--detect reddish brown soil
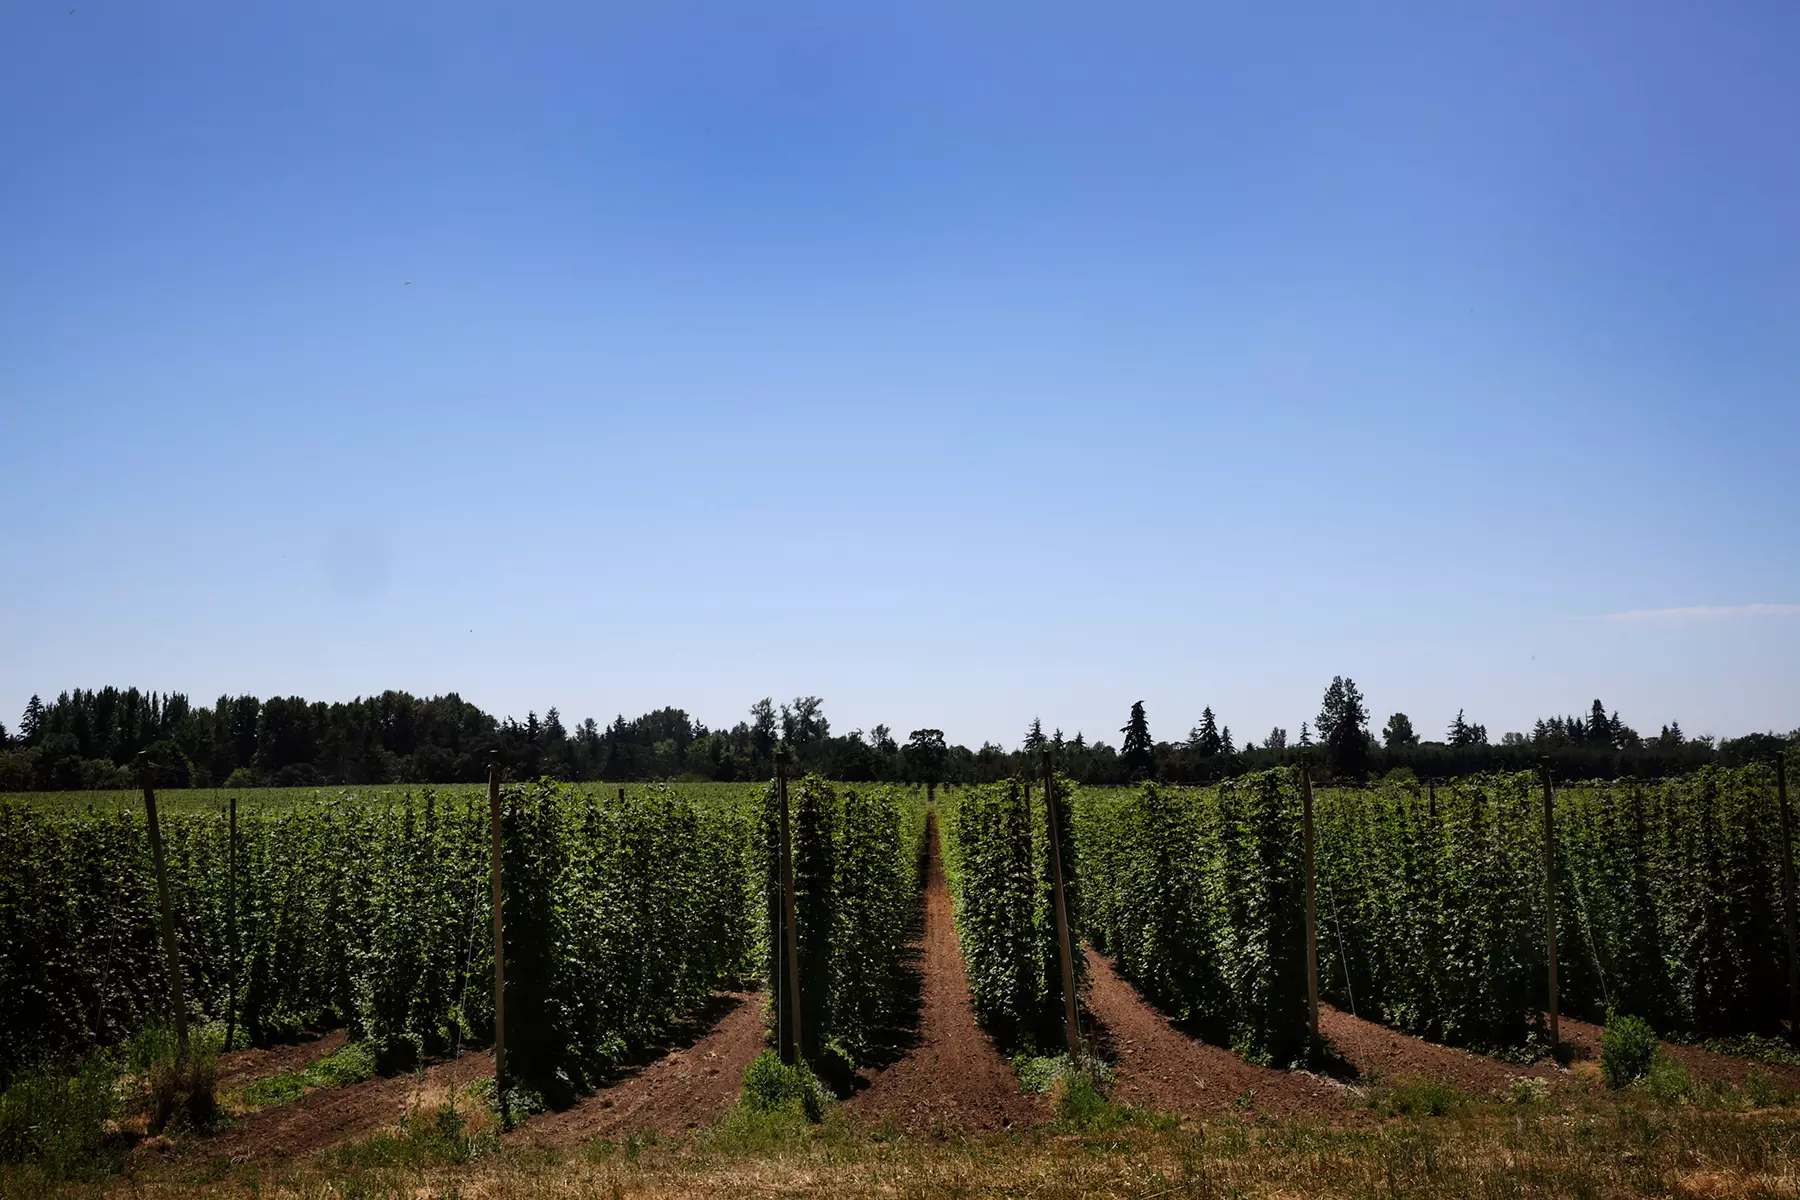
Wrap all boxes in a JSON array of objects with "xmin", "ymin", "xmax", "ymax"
[
  {"xmin": 198, "ymin": 1048, "xmax": 494, "ymax": 1161},
  {"xmin": 846, "ymin": 815, "xmax": 1045, "ymax": 1133},
  {"xmin": 216, "ymin": 1029, "xmax": 348, "ymax": 1093},
  {"xmin": 1559, "ymin": 1016, "xmax": 1800, "ymax": 1092},
  {"xmin": 521, "ymin": 992, "xmax": 768, "ymax": 1144},
  {"xmin": 1082, "ymin": 951, "xmax": 1342, "ymax": 1117},
  {"xmin": 1320, "ymin": 1005, "xmax": 1562, "ymax": 1097}
]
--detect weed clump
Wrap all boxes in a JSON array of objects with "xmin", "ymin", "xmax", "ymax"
[
  {"xmin": 739, "ymin": 1050, "xmax": 827, "ymax": 1123},
  {"xmin": 1601, "ymin": 1013, "xmax": 1658, "ymax": 1089}
]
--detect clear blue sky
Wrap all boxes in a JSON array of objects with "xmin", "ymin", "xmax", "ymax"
[{"xmin": 5, "ymin": 1, "xmax": 1798, "ymax": 749}]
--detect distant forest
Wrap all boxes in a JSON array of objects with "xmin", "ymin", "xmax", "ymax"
[{"xmin": 1, "ymin": 680, "xmax": 1790, "ymax": 792}]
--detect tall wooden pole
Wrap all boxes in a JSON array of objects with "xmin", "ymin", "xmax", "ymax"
[
  {"xmin": 488, "ymin": 762, "xmax": 506, "ymax": 1107},
  {"xmin": 776, "ymin": 750, "xmax": 804, "ymax": 1064},
  {"xmin": 1541, "ymin": 766, "xmax": 1559, "ymax": 1050},
  {"xmin": 1775, "ymin": 754, "xmax": 1799, "ymax": 1041},
  {"xmin": 226, "ymin": 796, "xmax": 238, "ymax": 1052},
  {"xmin": 1302, "ymin": 766, "xmax": 1320, "ymax": 1044},
  {"xmin": 1043, "ymin": 753, "xmax": 1080, "ymax": 1056},
  {"xmin": 138, "ymin": 753, "xmax": 188, "ymax": 1052}
]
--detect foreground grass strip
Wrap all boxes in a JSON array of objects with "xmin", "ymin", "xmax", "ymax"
[{"xmin": 13, "ymin": 1088, "xmax": 1799, "ymax": 1199}]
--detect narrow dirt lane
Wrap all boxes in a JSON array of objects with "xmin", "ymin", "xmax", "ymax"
[
  {"xmin": 199, "ymin": 1047, "xmax": 494, "ymax": 1161},
  {"xmin": 1319, "ymin": 1005, "xmax": 1562, "ymax": 1096},
  {"xmin": 1082, "ymin": 950, "xmax": 1340, "ymax": 1117},
  {"xmin": 522, "ymin": 991, "xmax": 767, "ymax": 1144},
  {"xmin": 847, "ymin": 813, "xmax": 1044, "ymax": 1132},
  {"xmin": 216, "ymin": 1029, "xmax": 348, "ymax": 1094}
]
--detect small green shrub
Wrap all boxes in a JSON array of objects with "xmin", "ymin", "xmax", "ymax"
[
  {"xmin": 1601, "ymin": 1013, "xmax": 1659, "ymax": 1089},
  {"xmin": 1644, "ymin": 1052, "xmax": 1694, "ymax": 1107},
  {"xmin": 1012, "ymin": 1050, "xmax": 1115, "ymax": 1096},
  {"xmin": 739, "ymin": 1051, "xmax": 825, "ymax": 1123}
]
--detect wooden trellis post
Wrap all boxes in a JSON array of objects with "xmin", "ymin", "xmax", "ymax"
[
  {"xmin": 775, "ymin": 748, "xmax": 803, "ymax": 1064},
  {"xmin": 226, "ymin": 796, "xmax": 239, "ymax": 1052},
  {"xmin": 489, "ymin": 762, "xmax": 506, "ymax": 1107},
  {"xmin": 1043, "ymin": 753, "xmax": 1079, "ymax": 1056},
  {"xmin": 137, "ymin": 753, "xmax": 188, "ymax": 1052},
  {"xmin": 1303, "ymin": 765, "xmax": 1320, "ymax": 1043},
  {"xmin": 1541, "ymin": 766, "xmax": 1559, "ymax": 1050}
]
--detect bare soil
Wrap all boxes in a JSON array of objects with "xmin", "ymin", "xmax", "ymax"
[
  {"xmin": 1319, "ymin": 1004, "xmax": 1563, "ymax": 1097},
  {"xmin": 845, "ymin": 814, "xmax": 1045, "ymax": 1133},
  {"xmin": 197, "ymin": 1047, "xmax": 494, "ymax": 1162},
  {"xmin": 1083, "ymin": 951, "xmax": 1343, "ymax": 1116},
  {"xmin": 216, "ymin": 1029, "xmax": 348, "ymax": 1093},
  {"xmin": 521, "ymin": 991, "xmax": 767, "ymax": 1144}
]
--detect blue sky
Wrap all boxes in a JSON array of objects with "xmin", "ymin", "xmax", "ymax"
[{"xmin": 4, "ymin": 1, "xmax": 1798, "ymax": 749}]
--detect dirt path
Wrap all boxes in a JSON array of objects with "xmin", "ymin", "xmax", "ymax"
[
  {"xmin": 846, "ymin": 813, "xmax": 1044, "ymax": 1133},
  {"xmin": 216, "ymin": 1029, "xmax": 348, "ymax": 1093},
  {"xmin": 1319, "ymin": 1005, "xmax": 1563, "ymax": 1097},
  {"xmin": 1082, "ymin": 951, "xmax": 1341, "ymax": 1117},
  {"xmin": 198, "ymin": 1047, "xmax": 494, "ymax": 1161},
  {"xmin": 521, "ymin": 991, "xmax": 767, "ymax": 1144}
]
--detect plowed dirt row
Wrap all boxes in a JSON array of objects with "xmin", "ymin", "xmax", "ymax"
[
  {"xmin": 200, "ymin": 1047, "xmax": 494, "ymax": 1161},
  {"xmin": 216, "ymin": 1029, "xmax": 347, "ymax": 1093},
  {"xmin": 845, "ymin": 814, "xmax": 1045, "ymax": 1132},
  {"xmin": 521, "ymin": 992, "xmax": 767, "ymax": 1144},
  {"xmin": 1082, "ymin": 951, "xmax": 1342, "ymax": 1116}
]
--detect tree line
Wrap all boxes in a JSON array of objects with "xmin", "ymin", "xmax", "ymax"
[{"xmin": 1, "ymin": 681, "xmax": 1789, "ymax": 791}]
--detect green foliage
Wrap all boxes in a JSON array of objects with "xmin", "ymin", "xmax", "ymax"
[
  {"xmin": 1309, "ymin": 765, "xmax": 1791, "ymax": 1049},
  {"xmin": 1701, "ymin": 1034, "xmax": 1800, "ymax": 1067},
  {"xmin": 939, "ymin": 775, "xmax": 1084, "ymax": 1051},
  {"xmin": 1601, "ymin": 1013, "xmax": 1659, "ymax": 1088},
  {"xmin": 759, "ymin": 779, "xmax": 926, "ymax": 1066},
  {"xmin": 739, "ymin": 1050, "xmax": 826, "ymax": 1122},
  {"xmin": 0, "ymin": 1053, "xmax": 121, "ymax": 1178},
  {"xmin": 0, "ymin": 782, "xmax": 761, "ymax": 1095},
  {"xmin": 1644, "ymin": 1052, "xmax": 1696, "ymax": 1106},
  {"xmin": 1077, "ymin": 769, "xmax": 1307, "ymax": 1064},
  {"xmin": 239, "ymin": 1041, "xmax": 377, "ymax": 1108}
]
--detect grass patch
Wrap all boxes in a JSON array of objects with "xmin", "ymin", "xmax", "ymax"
[
  {"xmin": 334, "ymin": 1085, "xmax": 496, "ymax": 1169},
  {"xmin": 236, "ymin": 1041, "xmax": 376, "ymax": 1109},
  {"xmin": 0, "ymin": 1052, "xmax": 122, "ymax": 1180},
  {"xmin": 1374, "ymin": 1078, "xmax": 1468, "ymax": 1118}
]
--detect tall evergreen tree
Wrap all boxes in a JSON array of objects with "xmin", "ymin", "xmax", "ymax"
[
  {"xmin": 19, "ymin": 696, "xmax": 44, "ymax": 745},
  {"xmin": 1266, "ymin": 727, "xmax": 1288, "ymax": 751},
  {"xmin": 1188, "ymin": 707, "xmax": 1222, "ymax": 757},
  {"xmin": 1024, "ymin": 717, "xmax": 1046, "ymax": 753},
  {"xmin": 1588, "ymin": 699, "xmax": 1612, "ymax": 746},
  {"xmin": 1316, "ymin": 676, "xmax": 1369, "ymax": 776},
  {"xmin": 1120, "ymin": 701, "xmax": 1155, "ymax": 779}
]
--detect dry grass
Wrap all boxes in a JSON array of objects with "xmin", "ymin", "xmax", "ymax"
[{"xmin": 8, "ymin": 1084, "xmax": 1800, "ymax": 1199}]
